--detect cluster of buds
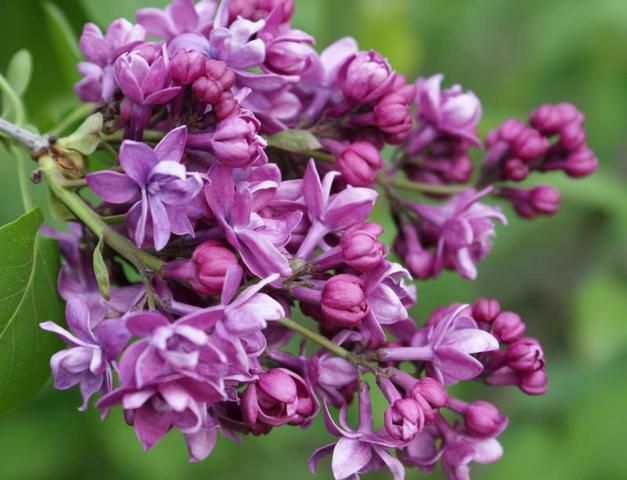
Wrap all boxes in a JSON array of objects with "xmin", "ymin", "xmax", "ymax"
[{"xmin": 38, "ymin": 1, "xmax": 597, "ymax": 479}]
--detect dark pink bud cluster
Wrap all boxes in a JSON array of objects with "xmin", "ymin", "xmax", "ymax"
[
  {"xmin": 192, "ymin": 59, "xmax": 236, "ymax": 105},
  {"xmin": 321, "ymin": 274, "xmax": 369, "ymax": 329},
  {"xmin": 473, "ymin": 299, "xmax": 549, "ymax": 396}
]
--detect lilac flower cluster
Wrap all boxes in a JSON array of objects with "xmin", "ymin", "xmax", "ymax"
[{"xmin": 40, "ymin": 1, "xmax": 597, "ymax": 479}]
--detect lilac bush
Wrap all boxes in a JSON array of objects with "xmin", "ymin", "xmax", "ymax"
[{"xmin": 0, "ymin": 0, "xmax": 599, "ymax": 478}]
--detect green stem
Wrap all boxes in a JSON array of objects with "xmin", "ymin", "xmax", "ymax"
[
  {"xmin": 103, "ymin": 130, "xmax": 165, "ymax": 143},
  {"xmin": 0, "ymin": 72, "xmax": 26, "ymax": 126},
  {"xmin": 11, "ymin": 146, "xmax": 33, "ymax": 212},
  {"xmin": 39, "ymin": 155, "xmax": 165, "ymax": 273},
  {"xmin": 49, "ymin": 103, "xmax": 96, "ymax": 137},
  {"xmin": 377, "ymin": 174, "xmax": 469, "ymax": 196},
  {"xmin": 306, "ymin": 150, "xmax": 335, "ymax": 164},
  {"xmin": 102, "ymin": 214, "xmax": 126, "ymax": 224},
  {"xmin": 278, "ymin": 317, "xmax": 376, "ymax": 371}
]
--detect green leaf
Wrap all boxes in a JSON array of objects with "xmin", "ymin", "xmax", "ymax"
[
  {"xmin": 47, "ymin": 189, "xmax": 75, "ymax": 222},
  {"xmin": 56, "ymin": 113, "xmax": 103, "ymax": 155},
  {"xmin": 93, "ymin": 235, "xmax": 110, "ymax": 301},
  {"xmin": 267, "ymin": 129, "xmax": 322, "ymax": 154},
  {"xmin": 42, "ymin": 2, "xmax": 80, "ymax": 87},
  {"xmin": 2, "ymin": 50, "xmax": 32, "ymax": 118},
  {"xmin": 0, "ymin": 208, "xmax": 64, "ymax": 414}
]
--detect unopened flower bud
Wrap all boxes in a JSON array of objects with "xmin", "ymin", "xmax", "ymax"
[
  {"xmin": 373, "ymin": 92, "xmax": 413, "ymax": 143},
  {"xmin": 529, "ymin": 185, "xmax": 560, "ymax": 215},
  {"xmin": 492, "ymin": 311, "xmax": 526, "ymax": 343},
  {"xmin": 464, "ymin": 400, "xmax": 507, "ymax": 438},
  {"xmin": 192, "ymin": 60, "xmax": 235, "ymax": 104},
  {"xmin": 507, "ymin": 337, "xmax": 544, "ymax": 372},
  {"xmin": 472, "ymin": 298, "xmax": 501, "ymax": 324},
  {"xmin": 384, "ymin": 398, "xmax": 422, "ymax": 442},
  {"xmin": 336, "ymin": 142, "xmax": 383, "ymax": 187},
  {"xmin": 413, "ymin": 377, "xmax": 448, "ymax": 408},
  {"xmin": 321, "ymin": 274, "xmax": 369, "ymax": 329},
  {"xmin": 564, "ymin": 147, "xmax": 598, "ymax": 177},
  {"xmin": 170, "ymin": 49, "xmax": 206, "ymax": 85},
  {"xmin": 519, "ymin": 367, "xmax": 548, "ymax": 396},
  {"xmin": 340, "ymin": 223, "xmax": 385, "ymax": 272},
  {"xmin": 192, "ymin": 240, "xmax": 239, "ymax": 296},
  {"xmin": 340, "ymin": 51, "xmax": 395, "ymax": 103}
]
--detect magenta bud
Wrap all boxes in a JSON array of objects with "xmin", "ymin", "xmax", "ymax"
[
  {"xmin": 519, "ymin": 368, "xmax": 548, "ymax": 396},
  {"xmin": 373, "ymin": 92, "xmax": 413, "ymax": 143},
  {"xmin": 191, "ymin": 240, "xmax": 239, "ymax": 296},
  {"xmin": 242, "ymin": 368, "xmax": 316, "ymax": 435},
  {"xmin": 503, "ymin": 157, "xmax": 529, "ymax": 181},
  {"xmin": 464, "ymin": 400, "xmax": 508, "ymax": 438},
  {"xmin": 340, "ymin": 51, "xmax": 396, "ymax": 103},
  {"xmin": 336, "ymin": 142, "xmax": 383, "ymax": 187},
  {"xmin": 384, "ymin": 398, "xmax": 422, "ymax": 442},
  {"xmin": 213, "ymin": 92, "xmax": 241, "ymax": 121},
  {"xmin": 266, "ymin": 37, "xmax": 315, "ymax": 75},
  {"xmin": 507, "ymin": 337, "xmax": 544, "ymax": 372},
  {"xmin": 321, "ymin": 274, "xmax": 369, "ymax": 329},
  {"xmin": 492, "ymin": 311, "xmax": 526, "ymax": 343},
  {"xmin": 565, "ymin": 147, "xmax": 598, "ymax": 177},
  {"xmin": 170, "ymin": 49, "xmax": 206, "ymax": 85},
  {"xmin": 413, "ymin": 377, "xmax": 448, "ymax": 408},
  {"xmin": 472, "ymin": 298, "xmax": 501, "ymax": 324},
  {"xmin": 529, "ymin": 185, "xmax": 560, "ymax": 215},
  {"xmin": 340, "ymin": 223, "xmax": 385, "ymax": 272},
  {"xmin": 192, "ymin": 60, "xmax": 235, "ymax": 104}
]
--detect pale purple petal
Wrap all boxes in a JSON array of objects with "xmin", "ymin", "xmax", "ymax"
[
  {"xmin": 87, "ymin": 171, "xmax": 140, "ymax": 204},
  {"xmin": 332, "ymin": 438, "xmax": 372, "ymax": 480}
]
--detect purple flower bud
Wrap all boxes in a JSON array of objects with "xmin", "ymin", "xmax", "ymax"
[
  {"xmin": 336, "ymin": 142, "xmax": 383, "ymax": 187},
  {"xmin": 192, "ymin": 59, "xmax": 236, "ymax": 104},
  {"xmin": 321, "ymin": 274, "xmax": 369, "ymax": 329},
  {"xmin": 529, "ymin": 185, "xmax": 560, "ymax": 215},
  {"xmin": 265, "ymin": 34, "xmax": 316, "ymax": 75},
  {"xmin": 373, "ymin": 92, "xmax": 414, "ymax": 143},
  {"xmin": 564, "ymin": 146, "xmax": 598, "ymax": 177},
  {"xmin": 191, "ymin": 240, "xmax": 239, "ymax": 296},
  {"xmin": 384, "ymin": 398, "xmax": 423, "ymax": 442},
  {"xmin": 212, "ymin": 92, "xmax": 241, "ymax": 122},
  {"xmin": 492, "ymin": 311, "xmax": 526, "ymax": 343},
  {"xmin": 507, "ymin": 337, "xmax": 544, "ymax": 372},
  {"xmin": 170, "ymin": 49, "xmax": 206, "ymax": 85},
  {"xmin": 519, "ymin": 368, "xmax": 548, "ymax": 396},
  {"xmin": 464, "ymin": 401, "xmax": 507, "ymax": 438},
  {"xmin": 472, "ymin": 298, "xmax": 501, "ymax": 324},
  {"xmin": 529, "ymin": 102, "xmax": 583, "ymax": 135},
  {"xmin": 242, "ymin": 368, "xmax": 316, "ymax": 435},
  {"xmin": 502, "ymin": 157, "xmax": 529, "ymax": 181},
  {"xmin": 340, "ymin": 51, "xmax": 396, "ymax": 103},
  {"xmin": 188, "ymin": 112, "xmax": 266, "ymax": 167},
  {"xmin": 413, "ymin": 377, "xmax": 448, "ymax": 408},
  {"xmin": 340, "ymin": 223, "xmax": 385, "ymax": 272}
]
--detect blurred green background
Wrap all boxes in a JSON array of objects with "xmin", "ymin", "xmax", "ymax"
[{"xmin": 1, "ymin": 0, "xmax": 627, "ymax": 479}]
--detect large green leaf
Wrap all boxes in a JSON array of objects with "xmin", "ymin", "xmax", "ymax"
[{"xmin": 0, "ymin": 208, "xmax": 64, "ymax": 414}]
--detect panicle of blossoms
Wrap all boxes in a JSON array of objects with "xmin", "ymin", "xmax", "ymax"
[{"xmin": 35, "ymin": 0, "xmax": 597, "ymax": 479}]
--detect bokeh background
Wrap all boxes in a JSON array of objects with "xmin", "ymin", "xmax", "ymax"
[{"xmin": 1, "ymin": 0, "xmax": 627, "ymax": 479}]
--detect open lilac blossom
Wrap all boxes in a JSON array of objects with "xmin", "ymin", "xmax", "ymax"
[
  {"xmin": 76, "ymin": 19, "xmax": 146, "ymax": 102},
  {"xmin": 35, "ymin": 0, "xmax": 598, "ymax": 476},
  {"xmin": 411, "ymin": 188, "xmax": 507, "ymax": 280},
  {"xmin": 40, "ymin": 298, "xmax": 130, "ymax": 410},
  {"xmin": 87, "ymin": 126, "xmax": 202, "ymax": 250}
]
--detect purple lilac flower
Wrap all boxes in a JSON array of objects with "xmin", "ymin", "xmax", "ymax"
[
  {"xmin": 87, "ymin": 126, "xmax": 203, "ymax": 250},
  {"xmin": 137, "ymin": 0, "xmax": 217, "ymax": 41},
  {"xmin": 411, "ymin": 188, "xmax": 507, "ymax": 280},
  {"xmin": 309, "ymin": 384, "xmax": 405, "ymax": 480},
  {"xmin": 40, "ymin": 298, "xmax": 130, "ymax": 410},
  {"xmin": 76, "ymin": 19, "xmax": 146, "ymax": 102},
  {"xmin": 379, "ymin": 304, "xmax": 499, "ymax": 384}
]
